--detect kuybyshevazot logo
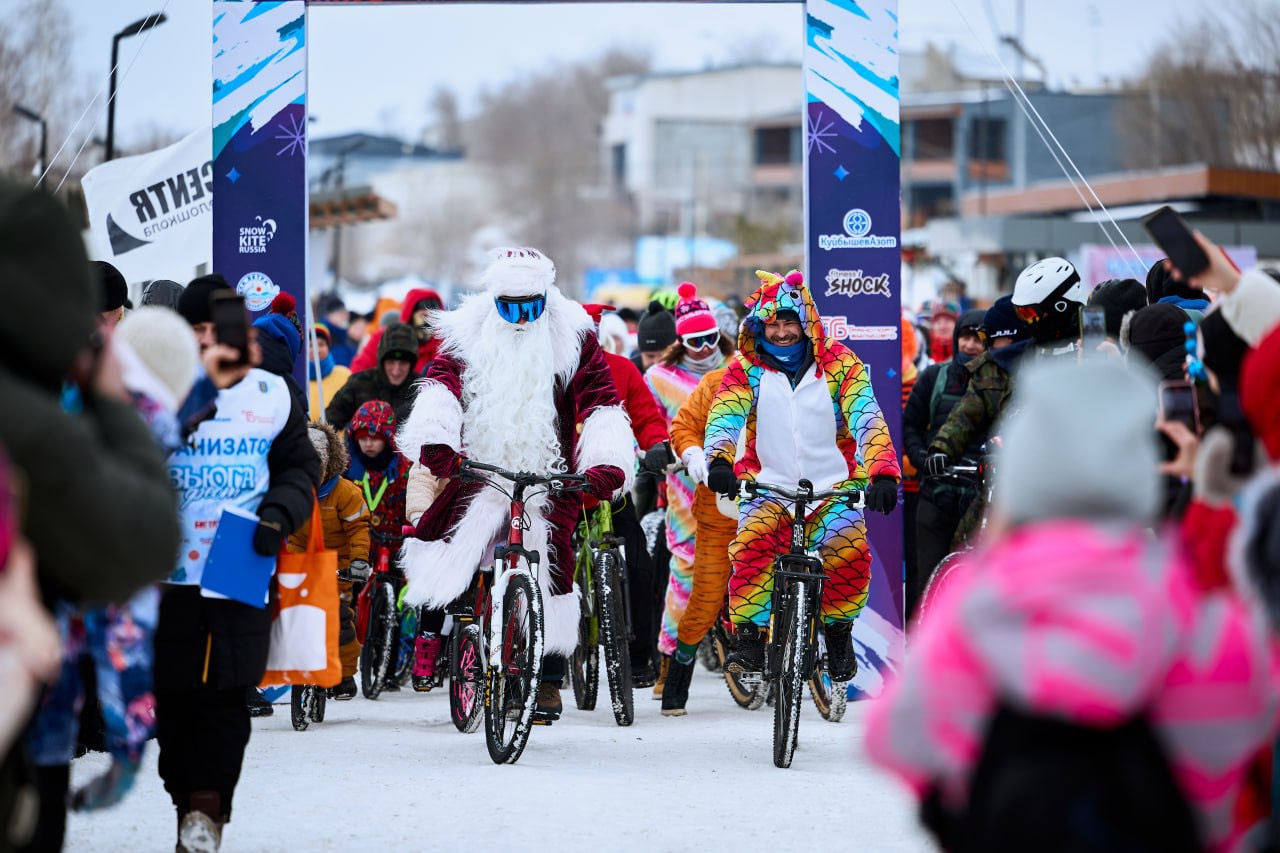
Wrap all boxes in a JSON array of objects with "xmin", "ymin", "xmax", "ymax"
[
  {"xmin": 825, "ymin": 268, "xmax": 891, "ymax": 297},
  {"xmin": 236, "ymin": 271, "xmax": 280, "ymax": 312},
  {"xmin": 821, "ymin": 315, "xmax": 899, "ymax": 341},
  {"xmin": 818, "ymin": 208, "xmax": 898, "ymax": 251},
  {"xmin": 238, "ymin": 215, "xmax": 277, "ymax": 255}
]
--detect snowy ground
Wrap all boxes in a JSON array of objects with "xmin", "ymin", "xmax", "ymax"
[{"xmin": 65, "ymin": 667, "xmax": 936, "ymax": 852}]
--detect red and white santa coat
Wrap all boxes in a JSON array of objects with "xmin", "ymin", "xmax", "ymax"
[{"xmin": 395, "ymin": 287, "xmax": 633, "ymax": 655}]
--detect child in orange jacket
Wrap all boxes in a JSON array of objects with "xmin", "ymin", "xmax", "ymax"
[{"xmin": 288, "ymin": 422, "xmax": 370, "ymax": 699}]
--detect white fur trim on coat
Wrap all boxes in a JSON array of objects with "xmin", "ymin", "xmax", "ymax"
[
  {"xmin": 576, "ymin": 404, "xmax": 636, "ymax": 495},
  {"xmin": 542, "ymin": 586, "xmax": 582, "ymax": 657},
  {"xmin": 396, "ymin": 379, "xmax": 463, "ymax": 459}
]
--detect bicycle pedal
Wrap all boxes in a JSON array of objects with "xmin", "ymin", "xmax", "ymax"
[{"xmin": 531, "ymin": 714, "xmax": 556, "ymax": 726}]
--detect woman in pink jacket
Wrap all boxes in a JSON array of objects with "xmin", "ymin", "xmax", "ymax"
[{"xmin": 866, "ymin": 358, "xmax": 1280, "ymax": 853}]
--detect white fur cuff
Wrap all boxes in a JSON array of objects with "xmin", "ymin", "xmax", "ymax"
[
  {"xmin": 542, "ymin": 586, "xmax": 582, "ymax": 656},
  {"xmin": 576, "ymin": 405, "xmax": 636, "ymax": 495},
  {"xmin": 396, "ymin": 379, "xmax": 463, "ymax": 459}
]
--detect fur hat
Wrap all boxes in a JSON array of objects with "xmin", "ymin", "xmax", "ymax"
[
  {"xmin": 479, "ymin": 247, "xmax": 556, "ymax": 298},
  {"xmin": 996, "ymin": 358, "xmax": 1159, "ymax": 527},
  {"xmin": 115, "ymin": 306, "xmax": 200, "ymax": 410},
  {"xmin": 637, "ymin": 300, "xmax": 676, "ymax": 353},
  {"xmin": 673, "ymin": 282, "xmax": 717, "ymax": 337},
  {"xmin": 307, "ymin": 421, "xmax": 348, "ymax": 482}
]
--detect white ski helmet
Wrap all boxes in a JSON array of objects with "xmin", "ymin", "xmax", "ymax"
[{"xmin": 1012, "ymin": 258, "xmax": 1088, "ymax": 344}]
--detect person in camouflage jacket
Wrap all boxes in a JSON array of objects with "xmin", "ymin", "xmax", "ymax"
[{"xmin": 924, "ymin": 296, "xmax": 1032, "ymax": 546}]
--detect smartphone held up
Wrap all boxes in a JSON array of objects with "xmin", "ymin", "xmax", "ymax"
[
  {"xmin": 1141, "ymin": 206, "xmax": 1210, "ymax": 280},
  {"xmin": 210, "ymin": 292, "xmax": 250, "ymax": 367}
]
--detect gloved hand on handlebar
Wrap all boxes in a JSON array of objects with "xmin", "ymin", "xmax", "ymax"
[
  {"xmin": 641, "ymin": 441, "xmax": 676, "ymax": 474},
  {"xmin": 347, "ymin": 560, "xmax": 371, "ymax": 582},
  {"xmin": 420, "ymin": 443, "xmax": 460, "ymax": 478},
  {"xmin": 924, "ymin": 452, "xmax": 949, "ymax": 478},
  {"xmin": 681, "ymin": 446, "xmax": 708, "ymax": 485},
  {"xmin": 706, "ymin": 459, "xmax": 738, "ymax": 499},
  {"xmin": 864, "ymin": 476, "xmax": 899, "ymax": 515},
  {"xmin": 583, "ymin": 465, "xmax": 626, "ymax": 500}
]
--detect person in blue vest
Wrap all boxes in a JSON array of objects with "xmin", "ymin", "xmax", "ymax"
[{"xmin": 156, "ymin": 275, "xmax": 320, "ymax": 852}]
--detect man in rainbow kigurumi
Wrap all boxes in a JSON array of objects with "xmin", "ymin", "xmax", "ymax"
[{"xmin": 705, "ymin": 270, "xmax": 901, "ymax": 684}]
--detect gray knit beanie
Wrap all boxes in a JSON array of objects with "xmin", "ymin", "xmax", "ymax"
[{"xmin": 994, "ymin": 358, "xmax": 1160, "ymax": 527}]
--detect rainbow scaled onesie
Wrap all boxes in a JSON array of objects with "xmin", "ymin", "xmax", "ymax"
[
  {"xmin": 646, "ymin": 358, "xmax": 726, "ymax": 655},
  {"xmin": 704, "ymin": 271, "xmax": 900, "ymax": 627}
]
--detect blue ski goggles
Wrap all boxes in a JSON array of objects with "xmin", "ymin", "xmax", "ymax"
[{"xmin": 494, "ymin": 293, "xmax": 547, "ymax": 324}]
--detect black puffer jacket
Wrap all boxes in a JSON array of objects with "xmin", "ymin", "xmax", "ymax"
[{"xmin": 324, "ymin": 322, "xmax": 421, "ymax": 429}]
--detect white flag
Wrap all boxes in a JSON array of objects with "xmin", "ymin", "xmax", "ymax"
[{"xmin": 82, "ymin": 126, "xmax": 213, "ymax": 283}]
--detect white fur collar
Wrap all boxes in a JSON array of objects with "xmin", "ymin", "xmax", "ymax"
[{"xmin": 431, "ymin": 286, "xmax": 592, "ymax": 385}]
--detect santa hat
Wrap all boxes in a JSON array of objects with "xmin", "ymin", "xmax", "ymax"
[
  {"xmin": 673, "ymin": 282, "xmax": 717, "ymax": 337},
  {"xmin": 480, "ymin": 247, "xmax": 556, "ymax": 298}
]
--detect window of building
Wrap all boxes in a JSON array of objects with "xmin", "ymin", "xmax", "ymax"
[
  {"xmin": 912, "ymin": 118, "xmax": 955, "ymax": 159},
  {"xmin": 754, "ymin": 125, "xmax": 800, "ymax": 165},
  {"xmin": 612, "ymin": 143, "xmax": 626, "ymax": 187},
  {"xmin": 969, "ymin": 117, "xmax": 1007, "ymax": 162}
]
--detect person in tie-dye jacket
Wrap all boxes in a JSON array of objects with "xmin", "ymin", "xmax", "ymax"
[
  {"xmin": 704, "ymin": 270, "xmax": 901, "ymax": 682},
  {"xmin": 866, "ymin": 358, "xmax": 1280, "ymax": 853}
]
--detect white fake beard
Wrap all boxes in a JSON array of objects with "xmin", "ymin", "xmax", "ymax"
[{"xmin": 459, "ymin": 311, "xmax": 566, "ymax": 475}]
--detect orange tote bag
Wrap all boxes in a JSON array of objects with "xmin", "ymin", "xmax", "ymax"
[{"xmin": 260, "ymin": 499, "xmax": 341, "ymax": 688}]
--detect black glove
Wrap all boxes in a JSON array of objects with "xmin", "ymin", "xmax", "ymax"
[
  {"xmin": 706, "ymin": 459, "xmax": 738, "ymax": 499},
  {"xmin": 864, "ymin": 476, "xmax": 898, "ymax": 515},
  {"xmin": 924, "ymin": 453, "xmax": 949, "ymax": 477},
  {"xmin": 253, "ymin": 507, "xmax": 288, "ymax": 556},
  {"xmin": 641, "ymin": 441, "xmax": 676, "ymax": 474}
]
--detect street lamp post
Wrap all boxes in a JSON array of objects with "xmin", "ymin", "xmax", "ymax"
[
  {"xmin": 106, "ymin": 12, "xmax": 167, "ymax": 162},
  {"xmin": 12, "ymin": 105, "xmax": 47, "ymax": 187}
]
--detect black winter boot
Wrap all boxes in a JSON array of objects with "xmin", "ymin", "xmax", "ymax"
[
  {"xmin": 825, "ymin": 620, "xmax": 857, "ymax": 682},
  {"xmin": 661, "ymin": 656, "xmax": 694, "ymax": 716},
  {"xmin": 724, "ymin": 625, "xmax": 764, "ymax": 675}
]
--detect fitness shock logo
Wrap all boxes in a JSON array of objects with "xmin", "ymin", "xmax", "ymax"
[
  {"xmin": 818, "ymin": 208, "xmax": 898, "ymax": 251},
  {"xmin": 825, "ymin": 268, "xmax": 891, "ymax": 298}
]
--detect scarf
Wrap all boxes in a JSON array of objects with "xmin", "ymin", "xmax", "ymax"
[
  {"xmin": 758, "ymin": 337, "xmax": 807, "ymax": 373},
  {"xmin": 991, "ymin": 338, "xmax": 1034, "ymax": 372},
  {"xmin": 684, "ymin": 349, "xmax": 722, "ymax": 374},
  {"xmin": 308, "ymin": 352, "xmax": 335, "ymax": 380}
]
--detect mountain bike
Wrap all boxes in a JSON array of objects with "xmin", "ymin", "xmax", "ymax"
[
  {"xmin": 357, "ymin": 529, "xmax": 405, "ymax": 700},
  {"xmin": 739, "ymin": 478, "xmax": 864, "ymax": 769},
  {"xmin": 568, "ymin": 498, "xmax": 635, "ymax": 726},
  {"xmin": 708, "ymin": 599, "xmax": 770, "ymax": 711},
  {"xmin": 918, "ymin": 446, "xmax": 996, "ymax": 621},
  {"xmin": 457, "ymin": 458, "xmax": 591, "ymax": 765},
  {"xmin": 445, "ymin": 572, "xmax": 489, "ymax": 734},
  {"xmin": 807, "ymin": 624, "xmax": 847, "ymax": 723},
  {"xmin": 292, "ymin": 566, "xmax": 359, "ymax": 731}
]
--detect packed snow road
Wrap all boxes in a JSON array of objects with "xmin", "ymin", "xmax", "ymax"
[{"xmin": 66, "ymin": 668, "xmax": 935, "ymax": 852}]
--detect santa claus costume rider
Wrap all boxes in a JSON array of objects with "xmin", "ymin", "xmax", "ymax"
[{"xmin": 395, "ymin": 248, "xmax": 634, "ymax": 718}]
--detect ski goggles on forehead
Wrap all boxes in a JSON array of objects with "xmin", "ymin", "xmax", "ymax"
[
  {"xmin": 494, "ymin": 293, "xmax": 547, "ymax": 324},
  {"xmin": 681, "ymin": 330, "xmax": 720, "ymax": 350}
]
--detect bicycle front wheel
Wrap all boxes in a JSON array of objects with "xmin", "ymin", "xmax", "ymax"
[
  {"xmin": 596, "ymin": 549, "xmax": 634, "ymax": 726},
  {"xmin": 360, "ymin": 581, "xmax": 397, "ymax": 700},
  {"xmin": 485, "ymin": 572, "xmax": 544, "ymax": 765},
  {"xmin": 450, "ymin": 622, "xmax": 485, "ymax": 734},
  {"xmin": 772, "ymin": 582, "xmax": 808, "ymax": 769}
]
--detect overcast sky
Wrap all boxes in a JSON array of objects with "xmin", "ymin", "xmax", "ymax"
[{"xmin": 40, "ymin": 0, "xmax": 1211, "ymax": 149}]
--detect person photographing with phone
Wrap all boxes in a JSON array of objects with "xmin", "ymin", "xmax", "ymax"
[{"xmin": 156, "ymin": 276, "xmax": 320, "ymax": 852}]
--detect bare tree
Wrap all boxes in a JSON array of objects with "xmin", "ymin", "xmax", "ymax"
[
  {"xmin": 0, "ymin": 0, "xmax": 96, "ymax": 187},
  {"xmin": 424, "ymin": 85, "xmax": 463, "ymax": 152},
  {"xmin": 465, "ymin": 47, "xmax": 651, "ymax": 295},
  {"xmin": 1121, "ymin": 0, "xmax": 1280, "ymax": 170}
]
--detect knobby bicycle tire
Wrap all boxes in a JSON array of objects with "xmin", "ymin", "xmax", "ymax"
[
  {"xmin": 360, "ymin": 581, "xmax": 397, "ymax": 700},
  {"xmin": 450, "ymin": 621, "xmax": 486, "ymax": 734},
  {"xmin": 485, "ymin": 571, "xmax": 544, "ymax": 765},
  {"xmin": 290, "ymin": 685, "xmax": 310, "ymax": 732},
  {"xmin": 808, "ymin": 628, "xmax": 848, "ymax": 723},
  {"xmin": 772, "ymin": 582, "xmax": 807, "ymax": 769},
  {"xmin": 571, "ymin": 584, "xmax": 599, "ymax": 711},
  {"xmin": 312, "ymin": 684, "xmax": 326, "ymax": 723},
  {"xmin": 596, "ymin": 549, "xmax": 634, "ymax": 727}
]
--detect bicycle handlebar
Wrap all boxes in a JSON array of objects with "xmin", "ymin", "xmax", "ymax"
[
  {"xmin": 459, "ymin": 458, "xmax": 592, "ymax": 491},
  {"xmin": 943, "ymin": 465, "xmax": 979, "ymax": 476},
  {"xmin": 741, "ymin": 478, "xmax": 865, "ymax": 509}
]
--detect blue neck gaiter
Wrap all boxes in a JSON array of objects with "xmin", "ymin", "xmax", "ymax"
[
  {"xmin": 758, "ymin": 337, "xmax": 807, "ymax": 372},
  {"xmin": 309, "ymin": 352, "xmax": 335, "ymax": 380}
]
